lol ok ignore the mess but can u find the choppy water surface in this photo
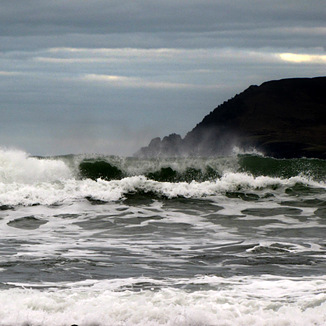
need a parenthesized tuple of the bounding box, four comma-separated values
(0, 148, 326, 325)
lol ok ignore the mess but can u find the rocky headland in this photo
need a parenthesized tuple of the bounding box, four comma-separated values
(135, 77, 326, 159)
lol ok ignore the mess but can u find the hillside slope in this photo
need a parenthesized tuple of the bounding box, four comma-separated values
(135, 77, 326, 159)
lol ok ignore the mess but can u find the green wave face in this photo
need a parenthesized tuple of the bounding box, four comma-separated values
(238, 155, 326, 180)
(78, 161, 220, 182)
(79, 160, 124, 181)
(78, 155, 326, 182)
(146, 166, 220, 182)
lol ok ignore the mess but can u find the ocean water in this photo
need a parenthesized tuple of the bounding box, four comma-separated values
(0, 148, 326, 325)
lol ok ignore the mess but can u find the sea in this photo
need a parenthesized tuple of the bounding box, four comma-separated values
(0, 147, 326, 326)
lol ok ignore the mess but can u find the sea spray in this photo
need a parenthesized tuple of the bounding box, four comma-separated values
(0, 148, 72, 184)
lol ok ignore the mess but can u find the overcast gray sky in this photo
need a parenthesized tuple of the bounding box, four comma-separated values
(1, 0, 325, 155)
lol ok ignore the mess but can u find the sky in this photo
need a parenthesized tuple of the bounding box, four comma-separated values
(1, 0, 325, 156)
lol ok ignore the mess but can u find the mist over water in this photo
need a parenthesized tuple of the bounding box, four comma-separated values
(0, 148, 326, 325)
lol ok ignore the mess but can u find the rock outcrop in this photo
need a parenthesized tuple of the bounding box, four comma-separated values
(135, 77, 326, 159)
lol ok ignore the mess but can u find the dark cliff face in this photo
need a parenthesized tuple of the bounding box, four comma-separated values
(135, 77, 326, 159)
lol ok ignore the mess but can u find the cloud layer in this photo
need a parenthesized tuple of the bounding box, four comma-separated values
(0, 1, 325, 155)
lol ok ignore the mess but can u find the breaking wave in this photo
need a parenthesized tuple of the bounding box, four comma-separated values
(0, 148, 325, 206)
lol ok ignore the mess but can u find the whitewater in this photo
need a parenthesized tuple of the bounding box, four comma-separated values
(0, 148, 326, 325)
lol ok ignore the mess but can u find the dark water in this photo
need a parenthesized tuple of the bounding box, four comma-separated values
(0, 149, 326, 325)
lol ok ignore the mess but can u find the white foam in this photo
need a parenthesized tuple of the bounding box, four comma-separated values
(0, 148, 72, 184)
(1, 275, 326, 326)
(0, 172, 324, 207)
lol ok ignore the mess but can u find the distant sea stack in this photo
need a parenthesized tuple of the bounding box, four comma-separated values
(135, 77, 326, 159)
